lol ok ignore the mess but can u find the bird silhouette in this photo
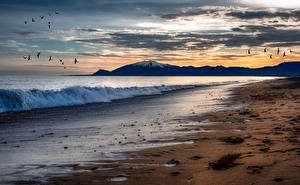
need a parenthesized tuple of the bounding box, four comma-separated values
(269, 54, 273, 59)
(289, 49, 294, 54)
(247, 49, 251, 55)
(40, 16, 44, 19)
(37, 52, 41, 59)
(74, 58, 78, 64)
(49, 56, 52, 61)
(264, 48, 267, 53)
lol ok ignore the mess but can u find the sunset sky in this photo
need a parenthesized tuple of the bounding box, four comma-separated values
(0, 0, 300, 75)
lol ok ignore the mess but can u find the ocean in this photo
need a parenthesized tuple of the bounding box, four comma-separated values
(0, 76, 276, 183)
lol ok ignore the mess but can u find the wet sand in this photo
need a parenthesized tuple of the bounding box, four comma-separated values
(14, 77, 300, 185)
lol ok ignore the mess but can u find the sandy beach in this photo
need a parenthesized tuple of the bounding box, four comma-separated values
(18, 77, 297, 185)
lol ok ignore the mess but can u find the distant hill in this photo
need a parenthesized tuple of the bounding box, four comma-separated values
(93, 60, 300, 76)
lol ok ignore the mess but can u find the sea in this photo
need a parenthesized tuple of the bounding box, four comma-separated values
(0, 76, 277, 184)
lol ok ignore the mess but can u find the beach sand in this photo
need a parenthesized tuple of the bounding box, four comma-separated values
(15, 77, 300, 185)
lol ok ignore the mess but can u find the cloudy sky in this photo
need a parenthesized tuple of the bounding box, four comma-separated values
(0, 0, 300, 75)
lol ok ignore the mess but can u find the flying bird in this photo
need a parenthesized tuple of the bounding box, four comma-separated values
(49, 56, 52, 61)
(74, 58, 79, 64)
(37, 52, 41, 59)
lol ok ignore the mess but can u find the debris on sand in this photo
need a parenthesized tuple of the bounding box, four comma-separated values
(209, 153, 241, 170)
(247, 165, 264, 174)
(190, 156, 203, 160)
(221, 136, 244, 144)
(262, 138, 272, 145)
(165, 159, 180, 167)
(170, 171, 181, 176)
(273, 177, 283, 182)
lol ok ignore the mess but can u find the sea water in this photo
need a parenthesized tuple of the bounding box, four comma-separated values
(0, 76, 277, 183)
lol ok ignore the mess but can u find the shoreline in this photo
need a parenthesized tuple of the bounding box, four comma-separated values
(11, 77, 300, 185)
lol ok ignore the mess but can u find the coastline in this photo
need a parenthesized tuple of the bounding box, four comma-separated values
(34, 77, 300, 185)
(6, 77, 299, 185)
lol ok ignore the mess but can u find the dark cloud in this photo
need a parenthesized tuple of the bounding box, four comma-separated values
(76, 52, 119, 57)
(160, 9, 219, 19)
(75, 24, 300, 51)
(225, 10, 300, 20)
(15, 31, 40, 37)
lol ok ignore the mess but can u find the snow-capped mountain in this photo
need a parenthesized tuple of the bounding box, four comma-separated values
(93, 61, 300, 76)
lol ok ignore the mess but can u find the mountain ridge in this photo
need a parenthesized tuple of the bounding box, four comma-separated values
(93, 61, 300, 76)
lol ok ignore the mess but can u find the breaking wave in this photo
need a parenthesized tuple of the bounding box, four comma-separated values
(0, 85, 195, 113)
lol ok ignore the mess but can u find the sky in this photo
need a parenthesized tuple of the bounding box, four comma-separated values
(0, 0, 300, 75)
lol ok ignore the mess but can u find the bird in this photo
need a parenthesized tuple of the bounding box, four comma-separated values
(283, 52, 286, 57)
(264, 48, 267, 53)
(24, 21, 27, 24)
(49, 56, 52, 61)
(40, 16, 44, 19)
(23, 56, 28, 60)
(289, 49, 294, 54)
(269, 54, 273, 59)
(247, 49, 251, 55)
(27, 55, 31, 61)
(32, 18, 35, 22)
(37, 52, 41, 59)
(277, 48, 280, 55)
(74, 58, 78, 64)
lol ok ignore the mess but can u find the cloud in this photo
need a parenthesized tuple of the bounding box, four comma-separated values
(225, 10, 300, 20)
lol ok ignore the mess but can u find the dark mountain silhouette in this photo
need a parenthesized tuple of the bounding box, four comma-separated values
(93, 60, 300, 76)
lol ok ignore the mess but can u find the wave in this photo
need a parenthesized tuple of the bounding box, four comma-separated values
(0, 85, 196, 113)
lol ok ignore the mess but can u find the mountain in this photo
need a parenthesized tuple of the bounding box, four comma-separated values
(92, 60, 300, 76)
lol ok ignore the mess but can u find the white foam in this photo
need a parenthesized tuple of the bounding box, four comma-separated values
(0, 85, 194, 113)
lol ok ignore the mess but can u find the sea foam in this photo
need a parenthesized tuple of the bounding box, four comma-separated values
(0, 85, 194, 113)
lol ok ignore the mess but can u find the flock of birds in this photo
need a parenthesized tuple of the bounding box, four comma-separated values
(247, 47, 294, 59)
(21, 10, 296, 68)
(22, 11, 79, 69)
